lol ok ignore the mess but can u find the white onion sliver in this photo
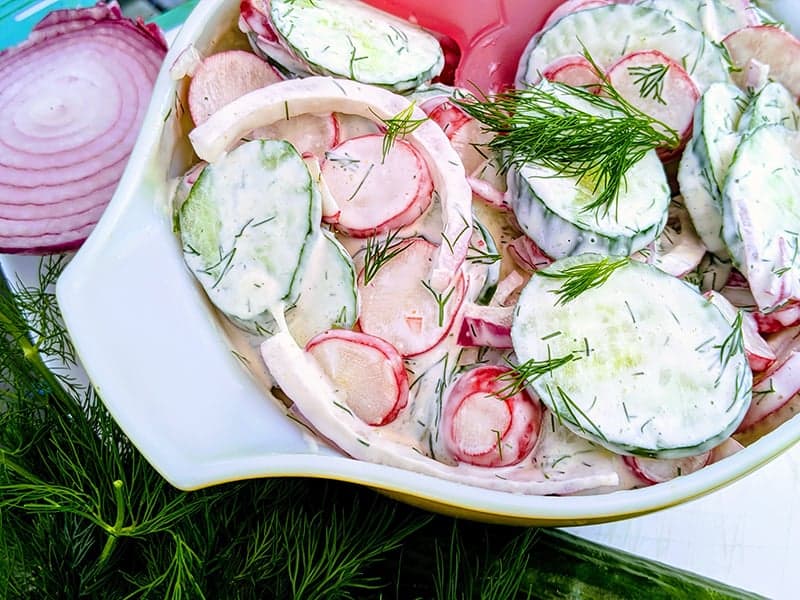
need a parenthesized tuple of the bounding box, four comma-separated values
(0, 2, 167, 254)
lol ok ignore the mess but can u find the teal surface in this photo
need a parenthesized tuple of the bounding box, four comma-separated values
(0, 0, 194, 51)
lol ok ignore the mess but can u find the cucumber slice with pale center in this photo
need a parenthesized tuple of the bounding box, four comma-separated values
(179, 139, 319, 320)
(511, 254, 751, 458)
(269, 0, 443, 92)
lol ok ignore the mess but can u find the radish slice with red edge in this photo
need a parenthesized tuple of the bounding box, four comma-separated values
(507, 235, 553, 273)
(705, 290, 776, 372)
(724, 25, 800, 99)
(188, 50, 282, 125)
(305, 329, 409, 426)
(623, 452, 711, 485)
(0, 2, 166, 254)
(189, 76, 473, 293)
(457, 304, 513, 349)
(321, 134, 433, 237)
(442, 365, 542, 467)
(542, 55, 603, 89)
(738, 345, 800, 432)
(605, 50, 699, 159)
(358, 237, 466, 357)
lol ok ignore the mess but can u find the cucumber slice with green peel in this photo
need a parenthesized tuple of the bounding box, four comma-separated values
(722, 124, 800, 314)
(511, 254, 751, 458)
(738, 81, 800, 133)
(179, 139, 319, 321)
(507, 82, 670, 259)
(509, 155, 669, 258)
(234, 230, 358, 344)
(678, 82, 747, 257)
(268, 0, 444, 92)
(516, 4, 731, 91)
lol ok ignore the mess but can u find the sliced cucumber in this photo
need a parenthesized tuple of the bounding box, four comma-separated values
(179, 139, 319, 320)
(507, 82, 670, 259)
(679, 82, 747, 257)
(234, 230, 358, 344)
(738, 81, 800, 133)
(511, 254, 751, 458)
(637, 0, 762, 41)
(516, 4, 730, 91)
(268, 0, 443, 92)
(722, 124, 800, 313)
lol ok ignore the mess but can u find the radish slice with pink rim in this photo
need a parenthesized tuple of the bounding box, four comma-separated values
(306, 329, 409, 426)
(442, 365, 542, 467)
(542, 0, 616, 30)
(542, 54, 603, 89)
(623, 452, 711, 485)
(358, 237, 466, 357)
(0, 2, 166, 254)
(605, 50, 700, 158)
(724, 25, 800, 99)
(189, 76, 473, 292)
(320, 134, 434, 237)
(187, 50, 282, 125)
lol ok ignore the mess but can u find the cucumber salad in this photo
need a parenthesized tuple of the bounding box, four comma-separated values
(169, 0, 800, 495)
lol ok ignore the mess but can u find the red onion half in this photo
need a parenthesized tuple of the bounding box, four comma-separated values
(0, 2, 167, 254)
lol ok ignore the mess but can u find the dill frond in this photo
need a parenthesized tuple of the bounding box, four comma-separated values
(537, 256, 629, 305)
(453, 50, 679, 214)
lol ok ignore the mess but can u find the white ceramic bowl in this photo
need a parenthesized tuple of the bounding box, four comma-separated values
(56, 0, 800, 525)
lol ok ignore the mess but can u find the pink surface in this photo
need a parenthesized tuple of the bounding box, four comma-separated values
(362, 0, 564, 91)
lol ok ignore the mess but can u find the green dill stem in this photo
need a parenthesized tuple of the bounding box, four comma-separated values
(98, 480, 127, 566)
(0, 309, 74, 407)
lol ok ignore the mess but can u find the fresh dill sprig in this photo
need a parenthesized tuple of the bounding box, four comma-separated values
(421, 281, 456, 327)
(376, 102, 428, 160)
(628, 63, 669, 105)
(716, 311, 745, 372)
(538, 257, 629, 305)
(466, 243, 502, 264)
(495, 352, 577, 397)
(362, 230, 413, 285)
(453, 50, 679, 214)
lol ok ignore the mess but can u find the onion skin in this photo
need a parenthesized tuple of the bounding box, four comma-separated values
(0, 2, 166, 254)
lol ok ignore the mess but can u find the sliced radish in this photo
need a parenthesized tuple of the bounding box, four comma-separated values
(490, 270, 526, 306)
(507, 235, 553, 273)
(238, 0, 278, 42)
(358, 237, 466, 356)
(425, 99, 492, 174)
(705, 290, 776, 372)
(251, 113, 337, 157)
(305, 329, 409, 426)
(738, 350, 800, 431)
(457, 304, 513, 349)
(724, 25, 800, 98)
(442, 365, 542, 467)
(541, 54, 603, 89)
(754, 305, 800, 334)
(321, 134, 434, 237)
(542, 0, 616, 30)
(606, 50, 699, 157)
(188, 50, 282, 125)
(623, 452, 711, 485)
